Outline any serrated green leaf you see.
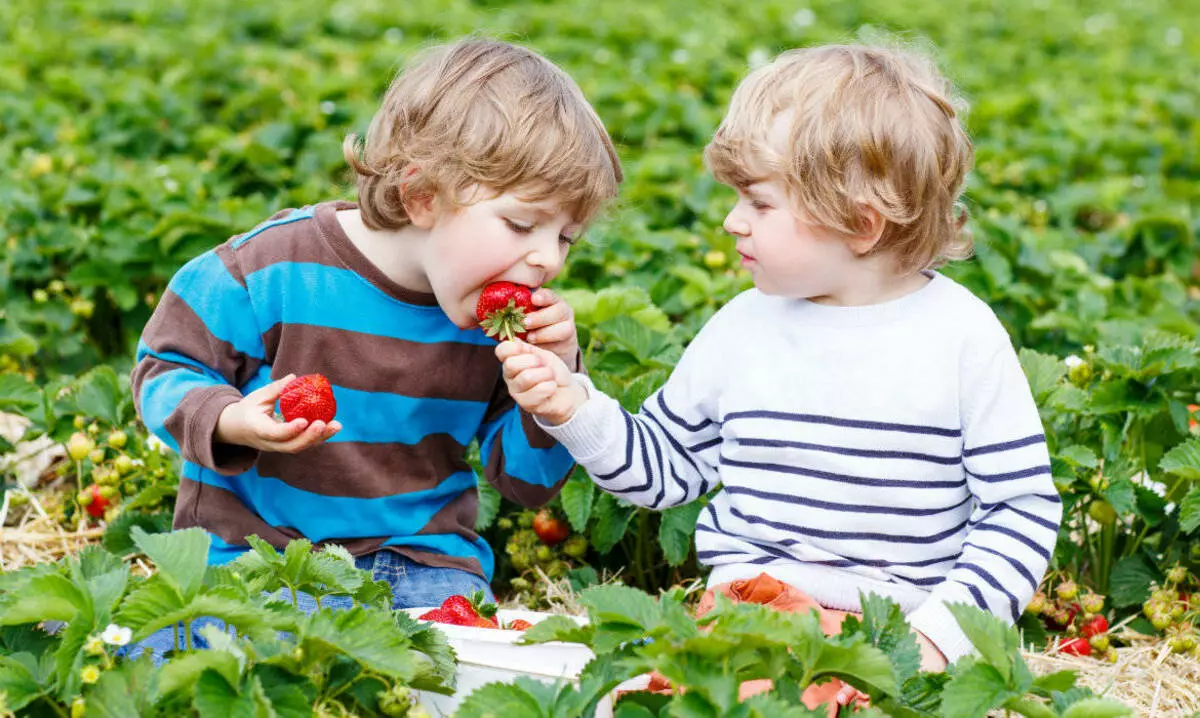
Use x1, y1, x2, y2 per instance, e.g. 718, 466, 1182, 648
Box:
1160, 438, 1200, 480
947, 604, 1022, 683
1108, 555, 1159, 607
658, 502, 703, 566
581, 584, 663, 631
194, 669, 255, 718
454, 676, 550, 717
519, 615, 593, 646
86, 658, 161, 718
0, 372, 41, 412
132, 526, 209, 600
475, 482, 501, 531
561, 469, 596, 533
1178, 487, 1200, 534
102, 511, 173, 557
1018, 349, 1067, 404
1060, 697, 1133, 718
1030, 669, 1078, 695
938, 662, 1013, 718
118, 579, 274, 643
0, 655, 43, 711
69, 365, 129, 426
300, 607, 420, 682
1102, 477, 1136, 516
1055, 445, 1098, 469
158, 650, 241, 697
0, 573, 89, 625
590, 492, 635, 554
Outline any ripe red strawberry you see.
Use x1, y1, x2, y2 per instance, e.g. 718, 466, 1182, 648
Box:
84, 484, 111, 519
1081, 615, 1109, 638
279, 374, 337, 423
441, 595, 480, 625
417, 608, 457, 624
476, 282, 534, 342
532, 509, 569, 546
1059, 637, 1091, 656
472, 616, 499, 629
506, 619, 533, 631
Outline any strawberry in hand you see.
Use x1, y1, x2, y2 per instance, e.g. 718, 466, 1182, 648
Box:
477, 282, 535, 342
279, 373, 337, 423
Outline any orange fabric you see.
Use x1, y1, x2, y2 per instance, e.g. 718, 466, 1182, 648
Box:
618, 573, 867, 716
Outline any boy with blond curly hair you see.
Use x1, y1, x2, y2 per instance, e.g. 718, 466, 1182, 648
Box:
498, 42, 1060, 706
133, 38, 621, 619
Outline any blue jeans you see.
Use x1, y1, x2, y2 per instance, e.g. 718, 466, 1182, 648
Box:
123, 550, 492, 664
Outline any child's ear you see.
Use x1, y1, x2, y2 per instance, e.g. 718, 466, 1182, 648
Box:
405, 191, 437, 229
846, 205, 886, 256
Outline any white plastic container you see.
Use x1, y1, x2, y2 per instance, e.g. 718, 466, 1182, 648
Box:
404, 607, 617, 717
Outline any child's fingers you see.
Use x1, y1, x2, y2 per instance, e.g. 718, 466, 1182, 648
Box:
522, 300, 572, 332
525, 320, 574, 345
494, 339, 535, 362
509, 366, 556, 394
245, 374, 296, 404
531, 287, 562, 307
501, 353, 544, 381
273, 420, 328, 453
256, 414, 308, 442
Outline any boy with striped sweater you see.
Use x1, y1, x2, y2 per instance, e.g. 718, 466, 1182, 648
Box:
132, 38, 621, 615
498, 43, 1061, 691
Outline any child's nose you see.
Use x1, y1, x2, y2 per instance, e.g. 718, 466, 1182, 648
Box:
723, 210, 750, 238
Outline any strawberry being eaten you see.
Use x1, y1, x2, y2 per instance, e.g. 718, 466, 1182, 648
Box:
279, 373, 337, 423
476, 282, 535, 342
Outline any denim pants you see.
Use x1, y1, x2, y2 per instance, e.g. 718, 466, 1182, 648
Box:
122, 550, 492, 665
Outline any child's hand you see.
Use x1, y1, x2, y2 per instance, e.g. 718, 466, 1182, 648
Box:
521, 288, 581, 371
215, 374, 342, 453
496, 340, 588, 426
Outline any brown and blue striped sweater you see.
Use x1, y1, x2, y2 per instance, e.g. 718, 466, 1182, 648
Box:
131, 200, 572, 579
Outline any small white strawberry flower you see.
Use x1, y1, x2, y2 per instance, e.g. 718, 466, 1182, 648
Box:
146, 435, 169, 454
1063, 355, 1084, 369
101, 624, 132, 646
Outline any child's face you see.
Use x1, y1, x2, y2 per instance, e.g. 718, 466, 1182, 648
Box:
722, 180, 862, 302
420, 188, 581, 329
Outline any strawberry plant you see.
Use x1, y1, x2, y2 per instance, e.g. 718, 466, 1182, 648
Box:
0, 529, 455, 716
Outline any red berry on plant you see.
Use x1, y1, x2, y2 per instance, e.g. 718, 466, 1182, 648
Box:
532, 509, 570, 546
279, 374, 337, 423
476, 282, 535, 342
83, 484, 111, 518
1059, 637, 1091, 656
1081, 615, 1109, 638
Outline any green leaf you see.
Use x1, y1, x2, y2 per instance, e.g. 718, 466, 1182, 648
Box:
87, 658, 161, 718
581, 584, 663, 630
842, 593, 922, 686
809, 641, 899, 696
0, 372, 41, 412
1102, 477, 1136, 516
1030, 669, 1078, 695
132, 526, 210, 600
946, 604, 1021, 683
475, 482, 501, 531
159, 650, 242, 698
455, 677, 548, 717
590, 492, 636, 554
1055, 445, 1098, 469
938, 661, 1014, 718
118, 580, 274, 642
561, 468, 596, 533
519, 615, 593, 646
1060, 697, 1133, 718
0, 573, 90, 625
1160, 438, 1200, 480
193, 669, 255, 718
597, 315, 670, 362
102, 511, 174, 557
1177, 487, 1200, 534
0, 655, 43, 711
300, 607, 421, 682
658, 502, 703, 567
1018, 349, 1067, 404
1108, 555, 1159, 607
69, 365, 129, 426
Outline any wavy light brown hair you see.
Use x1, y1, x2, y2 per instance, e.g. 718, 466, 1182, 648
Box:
345, 38, 622, 230
705, 43, 974, 273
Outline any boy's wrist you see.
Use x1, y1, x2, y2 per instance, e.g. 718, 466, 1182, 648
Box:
540, 377, 589, 427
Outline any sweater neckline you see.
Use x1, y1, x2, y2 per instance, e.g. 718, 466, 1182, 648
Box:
312, 200, 440, 307
786, 271, 946, 326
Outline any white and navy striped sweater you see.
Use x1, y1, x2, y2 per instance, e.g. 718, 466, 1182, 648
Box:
541, 273, 1061, 661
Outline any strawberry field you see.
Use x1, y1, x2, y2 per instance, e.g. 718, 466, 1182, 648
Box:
2, 0, 1199, 715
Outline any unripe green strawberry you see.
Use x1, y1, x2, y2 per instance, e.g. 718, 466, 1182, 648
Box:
114, 454, 135, 475
67, 432, 95, 461
1166, 565, 1188, 585
88, 448, 105, 464
1089, 634, 1110, 651
563, 535, 588, 559
108, 429, 128, 449
1056, 580, 1078, 601
1080, 591, 1104, 614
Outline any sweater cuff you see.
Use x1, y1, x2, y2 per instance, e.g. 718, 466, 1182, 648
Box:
907, 596, 977, 663
184, 385, 260, 476
535, 374, 624, 466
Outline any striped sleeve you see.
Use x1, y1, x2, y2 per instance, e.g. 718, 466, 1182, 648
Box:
475, 374, 575, 508
539, 316, 724, 510
908, 334, 1062, 661
130, 244, 265, 475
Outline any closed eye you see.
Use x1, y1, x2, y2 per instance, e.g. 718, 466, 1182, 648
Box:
505, 218, 534, 234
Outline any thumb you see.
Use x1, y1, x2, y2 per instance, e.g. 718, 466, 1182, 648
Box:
245, 373, 296, 405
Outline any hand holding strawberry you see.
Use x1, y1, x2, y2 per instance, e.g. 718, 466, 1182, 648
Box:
478, 283, 581, 370
215, 373, 342, 453
495, 340, 588, 426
